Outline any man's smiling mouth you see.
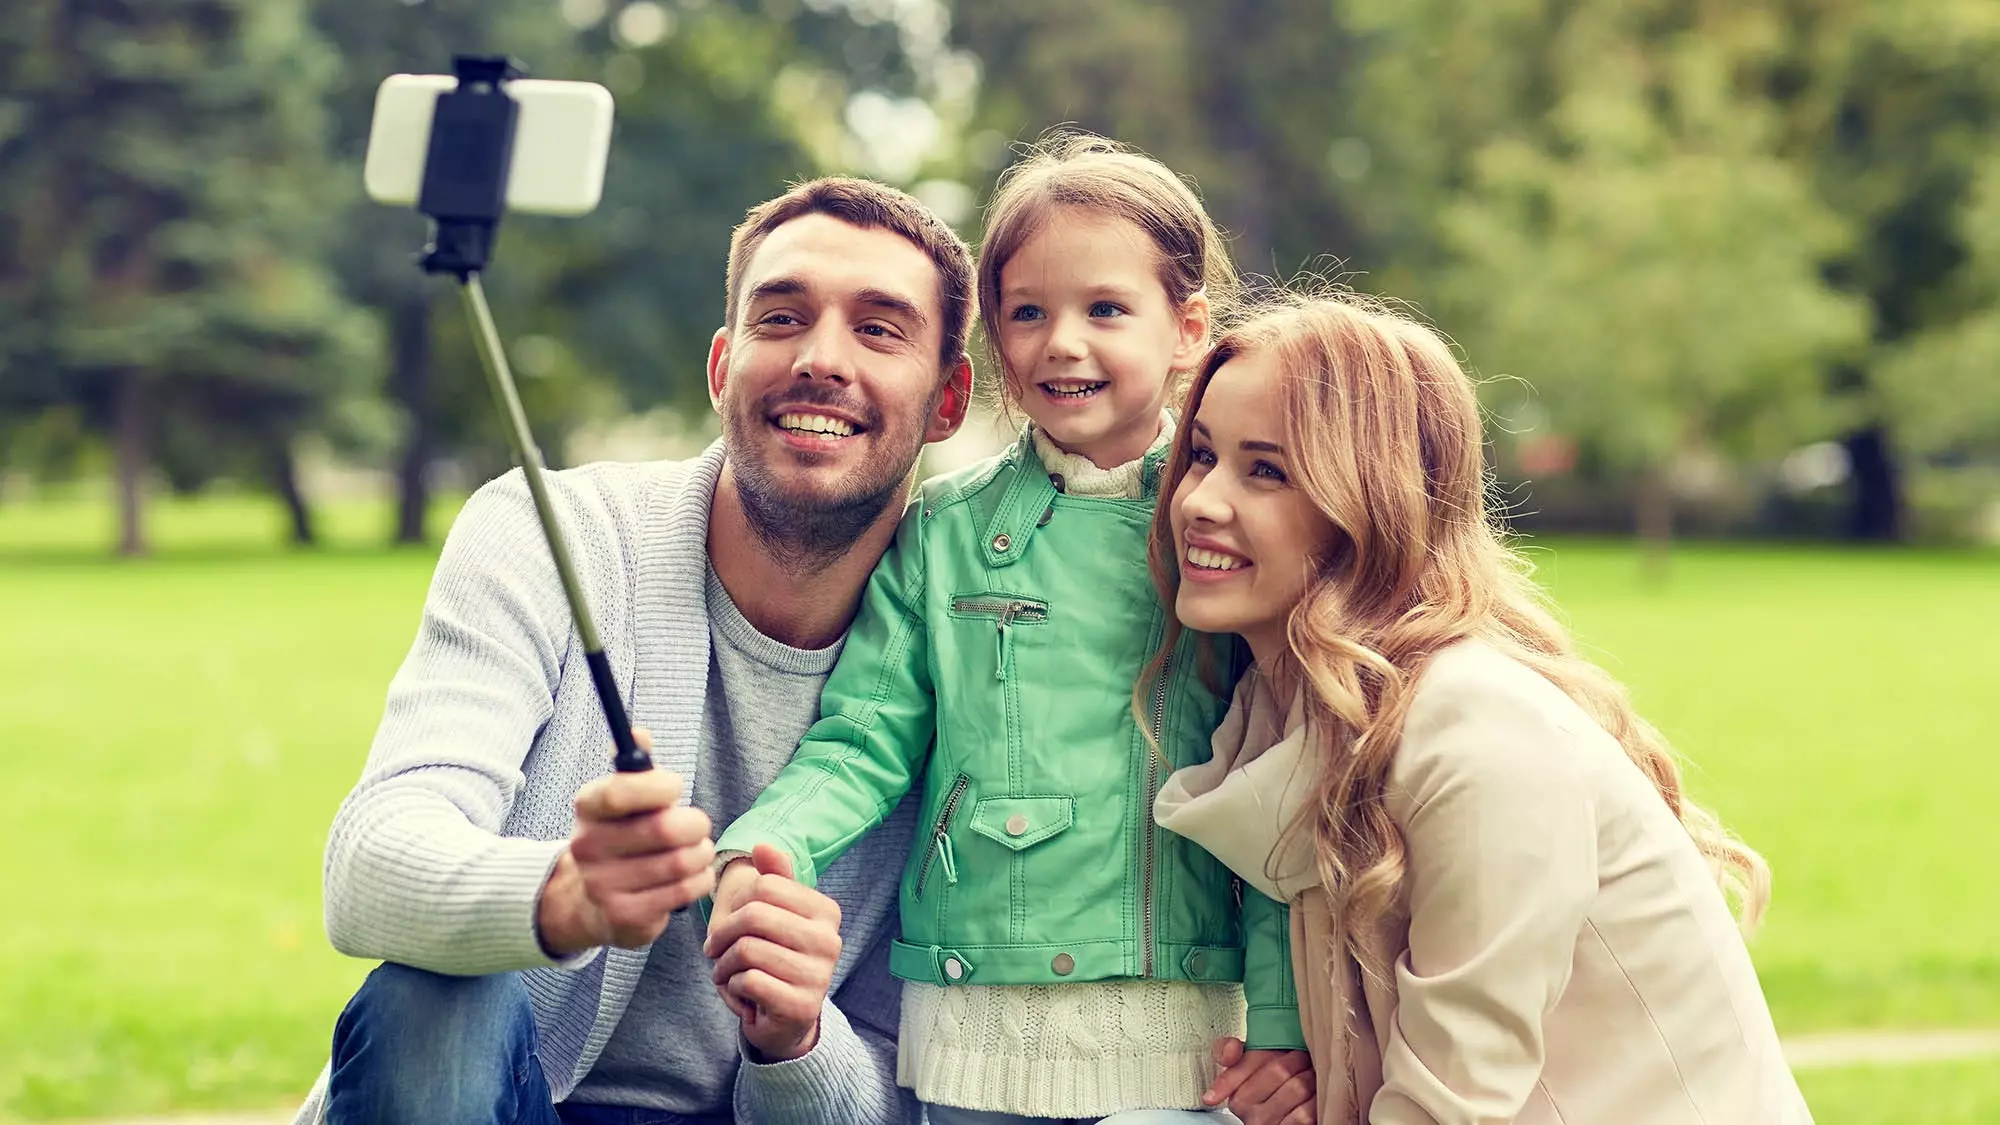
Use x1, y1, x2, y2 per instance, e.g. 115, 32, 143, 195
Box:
774, 412, 860, 438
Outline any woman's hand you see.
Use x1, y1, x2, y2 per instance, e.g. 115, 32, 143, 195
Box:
1204, 1036, 1317, 1124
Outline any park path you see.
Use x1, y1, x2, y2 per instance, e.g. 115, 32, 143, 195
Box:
61, 1028, 2000, 1125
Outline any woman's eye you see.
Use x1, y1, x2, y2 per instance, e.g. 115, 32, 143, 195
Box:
1089, 301, 1126, 318
1189, 445, 1217, 467
1009, 305, 1045, 322
1252, 460, 1289, 483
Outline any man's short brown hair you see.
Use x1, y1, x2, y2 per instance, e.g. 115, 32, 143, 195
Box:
724, 177, 974, 370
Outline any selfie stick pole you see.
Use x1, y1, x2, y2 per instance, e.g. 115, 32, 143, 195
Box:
415, 56, 651, 773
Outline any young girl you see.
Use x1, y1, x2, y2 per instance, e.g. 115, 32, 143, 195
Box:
710, 134, 1314, 1123
1150, 292, 1812, 1124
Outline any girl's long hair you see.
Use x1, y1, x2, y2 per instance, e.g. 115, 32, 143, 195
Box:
1139, 290, 1769, 995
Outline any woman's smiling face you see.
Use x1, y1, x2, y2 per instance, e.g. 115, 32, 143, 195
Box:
1169, 346, 1342, 665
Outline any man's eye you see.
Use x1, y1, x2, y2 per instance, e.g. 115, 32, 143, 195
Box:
859, 323, 893, 337
1009, 305, 1045, 322
1089, 301, 1126, 318
759, 313, 799, 326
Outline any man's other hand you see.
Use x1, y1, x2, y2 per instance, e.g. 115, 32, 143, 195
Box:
702, 843, 842, 1063
537, 728, 716, 956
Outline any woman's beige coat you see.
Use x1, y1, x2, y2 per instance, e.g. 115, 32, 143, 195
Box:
1155, 641, 1813, 1124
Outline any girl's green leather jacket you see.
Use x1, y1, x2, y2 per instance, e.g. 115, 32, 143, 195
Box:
716, 431, 1304, 1049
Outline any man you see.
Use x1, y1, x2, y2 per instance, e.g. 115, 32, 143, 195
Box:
296, 177, 975, 1125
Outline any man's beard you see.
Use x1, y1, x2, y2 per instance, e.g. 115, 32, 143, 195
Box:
725, 382, 931, 575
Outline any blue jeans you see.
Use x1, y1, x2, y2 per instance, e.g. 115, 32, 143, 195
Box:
327, 962, 723, 1125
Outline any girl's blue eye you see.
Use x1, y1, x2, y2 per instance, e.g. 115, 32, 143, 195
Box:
1252, 460, 1289, 482
1189, 445, 1217, 467
1089, 301, 1125, 318
1010, 305, 1045, 322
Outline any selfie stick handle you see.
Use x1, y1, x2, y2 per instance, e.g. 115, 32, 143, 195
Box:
416, 55, 650, 774
458, 278, 651, 774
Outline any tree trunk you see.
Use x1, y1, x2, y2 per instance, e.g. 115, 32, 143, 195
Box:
391, 290, 435, 545
113, 370, 150, 557
1842, 424, 1903, 541
1635, 462, 1673, 583
271, 435, 315, 547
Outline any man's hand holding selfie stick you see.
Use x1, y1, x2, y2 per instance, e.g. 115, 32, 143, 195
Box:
535, 728, 719, 956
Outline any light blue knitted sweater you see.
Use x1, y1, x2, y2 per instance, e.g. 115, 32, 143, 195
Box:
293, 442, 915, 1124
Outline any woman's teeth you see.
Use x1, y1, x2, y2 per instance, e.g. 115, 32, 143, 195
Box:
1187, 547, 1247, 571
776, 412, 856, 437
1041, 380, 1108, 399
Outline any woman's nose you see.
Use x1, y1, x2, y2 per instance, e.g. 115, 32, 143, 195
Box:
1177, 469, 1232, 525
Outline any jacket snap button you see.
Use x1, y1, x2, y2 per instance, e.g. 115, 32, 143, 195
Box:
1004, 814, 1029, 837
1052, 952, 1075, 976
1050, 473, 1066, 492
944, 957, 965, 981
1189, 952, 1208, 975
1037, 504, 1053, 527
992, 533, 1011, 553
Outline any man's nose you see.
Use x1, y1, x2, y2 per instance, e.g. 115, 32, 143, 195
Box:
793, 321, 861, 383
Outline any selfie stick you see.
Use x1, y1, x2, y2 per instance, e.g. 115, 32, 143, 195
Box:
412, 56, 651, 773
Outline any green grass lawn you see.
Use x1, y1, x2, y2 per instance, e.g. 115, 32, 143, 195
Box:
0, 492, 1996, 1120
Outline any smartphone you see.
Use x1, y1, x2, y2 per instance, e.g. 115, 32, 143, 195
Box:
363, 73, 615, 217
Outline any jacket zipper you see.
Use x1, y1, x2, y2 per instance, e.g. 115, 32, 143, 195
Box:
1143, 650, 1172, 976
914, 772, 971, 899
950, 596, 1048, 681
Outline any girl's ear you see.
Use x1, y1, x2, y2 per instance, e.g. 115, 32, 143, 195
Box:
1171, 290, 1213, 371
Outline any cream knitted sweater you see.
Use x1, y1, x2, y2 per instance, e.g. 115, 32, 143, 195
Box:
897, 414, 1246, 1116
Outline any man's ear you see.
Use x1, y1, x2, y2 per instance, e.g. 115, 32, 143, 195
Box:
926, 355, 975, 444
1171, 290, 1213, 371
706, 327, 731, 412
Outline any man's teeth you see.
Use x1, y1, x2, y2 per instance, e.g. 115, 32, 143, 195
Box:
777, 413, 856, 437
1187, 547, 1247, 571
1042, 380, 1107, 398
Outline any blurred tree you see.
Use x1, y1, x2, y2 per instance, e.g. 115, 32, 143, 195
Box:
946, 0, 1364, 289
1429, 6, 1868, 567
0, 0, 379, 554
310, 0, 586, 544
1348, 0, 2000, 542
1763, 2, 2000, 538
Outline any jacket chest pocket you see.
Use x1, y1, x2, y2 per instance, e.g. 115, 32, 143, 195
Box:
948, 594, 1049, 682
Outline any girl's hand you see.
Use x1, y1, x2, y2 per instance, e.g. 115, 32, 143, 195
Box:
1204, 1036, 1317, 1125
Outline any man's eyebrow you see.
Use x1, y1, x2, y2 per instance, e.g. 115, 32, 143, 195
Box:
856, 287, 929, 328
745, 277, 809, 306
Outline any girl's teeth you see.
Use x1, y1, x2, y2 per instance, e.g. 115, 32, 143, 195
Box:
1188, 547, 1246, 571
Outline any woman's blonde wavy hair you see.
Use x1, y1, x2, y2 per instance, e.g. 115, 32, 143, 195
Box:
1140, 290, 1769, 994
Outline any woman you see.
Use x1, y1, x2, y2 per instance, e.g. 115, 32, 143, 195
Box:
1147, 292, 1813, 1123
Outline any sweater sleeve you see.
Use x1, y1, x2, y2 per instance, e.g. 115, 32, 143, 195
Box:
321, 471, 603, 976
733, 927, 915, 1125
714, 511, 935, 886
1368, 671, 1599, 1124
